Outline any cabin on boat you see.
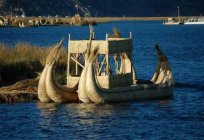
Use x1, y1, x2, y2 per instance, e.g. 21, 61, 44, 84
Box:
67, 33, 135, 89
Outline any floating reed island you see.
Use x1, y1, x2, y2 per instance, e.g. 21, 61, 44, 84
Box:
1, 15, 198, 28
0, 14, 96, 27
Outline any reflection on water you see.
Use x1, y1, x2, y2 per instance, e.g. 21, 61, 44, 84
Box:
36, 102, 136, 139
158, 99, 173, 106
0, 98, 203, 139
75, 104, 114, 116
73, 104, 114, 125
38, 102, 59, 112
37, 103, 60, 139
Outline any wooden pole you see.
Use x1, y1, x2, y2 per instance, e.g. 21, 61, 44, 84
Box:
75, 53, 78, 75
68, 34, 71, 41
129, 32, 132, 39
71, 56, 85, 69
106, 54, 109, 75
67, 53, 70, 85
98, 55, 106, 75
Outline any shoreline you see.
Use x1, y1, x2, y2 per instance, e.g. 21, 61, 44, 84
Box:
65, 16, 204, 22
1, 16, 203, 27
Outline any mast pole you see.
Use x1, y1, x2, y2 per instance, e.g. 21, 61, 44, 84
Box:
177, 6, 180, 23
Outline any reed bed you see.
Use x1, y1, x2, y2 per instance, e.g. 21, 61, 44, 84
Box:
0, 79, 38, 103
0, 42, 67, 83
0, 42, 51, 65
0, 42, 68, 103
0, 43, 49, 85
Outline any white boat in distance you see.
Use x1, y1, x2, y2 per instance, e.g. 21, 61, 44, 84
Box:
163, 6, 183, 25
163, 18, 181, 25
184, 17, 204, 25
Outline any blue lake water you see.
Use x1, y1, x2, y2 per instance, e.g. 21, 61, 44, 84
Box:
0, 21, 204, 139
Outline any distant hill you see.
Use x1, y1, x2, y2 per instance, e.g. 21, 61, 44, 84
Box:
0, 0, 204, 17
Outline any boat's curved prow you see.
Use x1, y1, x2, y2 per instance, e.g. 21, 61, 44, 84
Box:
45, 64, 78, 103
86, 63, 105, 103
151, 45, 174, 85
38, 40, 79, 103
19, 21, 25, 27
78, 62, 92, 103
38, 65, 52, 102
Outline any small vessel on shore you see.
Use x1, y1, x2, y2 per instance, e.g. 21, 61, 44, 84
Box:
70, 14, 88, 26
163, 6, 183, 25
184, 17, 204, 25
69, 14, 96, 26
163, 18, 182, 25
18, 21, 26, 27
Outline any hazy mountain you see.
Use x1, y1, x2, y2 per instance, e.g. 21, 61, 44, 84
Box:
0, 0, 204, 17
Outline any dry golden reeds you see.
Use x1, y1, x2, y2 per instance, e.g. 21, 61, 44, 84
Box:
0, 42, 51, 65
0, 78, 38, 103
45, 39, 64, 65
0, 42, 69, 103
108, 27, 121, 38
0, 42, 67, 85
0, 92, 38, 103
0, 41, 70, 103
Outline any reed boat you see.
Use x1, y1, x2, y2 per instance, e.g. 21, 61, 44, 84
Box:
78, 31, 174, 103
39, 18, 48, 25
38, 40, 78, 103
38, 27, 174, 103
19, 21, 26, 27
69, 14, 96, 26
70, 14, 88, 26
82, 45, 174, 103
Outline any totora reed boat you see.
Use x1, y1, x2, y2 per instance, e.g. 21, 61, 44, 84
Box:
38, 40, 78, 103
38, 26, 174, 103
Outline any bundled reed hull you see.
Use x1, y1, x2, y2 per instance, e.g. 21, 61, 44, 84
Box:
45, 65, 78, 103
37, 40, 79, 103
38, 65, 52, 102
78, 62, 92, 103
85, 63, 173, 103
79, 43, 174, 104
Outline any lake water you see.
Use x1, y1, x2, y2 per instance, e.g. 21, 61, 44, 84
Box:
0, 21, 203, 139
